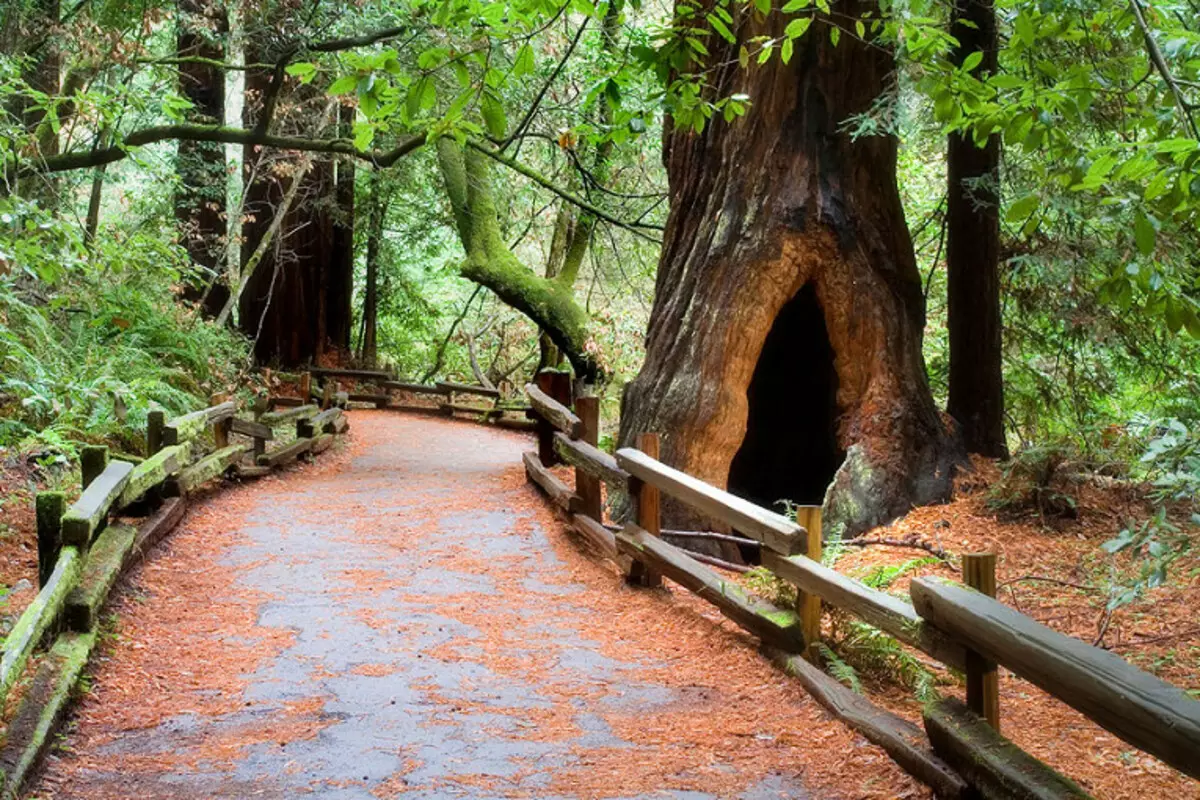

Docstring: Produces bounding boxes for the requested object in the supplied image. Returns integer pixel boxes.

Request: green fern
[818,643,864,694]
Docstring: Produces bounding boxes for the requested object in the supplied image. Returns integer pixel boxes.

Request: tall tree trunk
[175,0,228,317]
[946,0,1007,458]
[361,170,386,367]
[619,2,964,538]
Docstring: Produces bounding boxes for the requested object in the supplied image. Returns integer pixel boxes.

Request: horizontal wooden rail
[116,445,184,509]
[554,434,628,487]
[172,444,250,494]
[911,576,1200,778]
[383,380,449,395]
[230,417,272,440]
[523,452,580,512]
[924,697,1092,799]
[617,524,803,650]
[762,551,967,672]
[309,367,392,381]
[768,649,971,799]
[437,380,499,398]
[163,400,237,446]
[61,460,134,547]
[260,404,318,426]
[524,383,582,437]
[0,546,82,706]
[298,408,344,438]
[615,448,806,556]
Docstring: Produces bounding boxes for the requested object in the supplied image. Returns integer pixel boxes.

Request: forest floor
[817,458,1200,799]
[0,414,1195,798]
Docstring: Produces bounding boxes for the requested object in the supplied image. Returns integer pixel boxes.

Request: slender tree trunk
[361,170,386,367]
[946,0,1007,458]
[175,0,228,317]
[619,1,964,538]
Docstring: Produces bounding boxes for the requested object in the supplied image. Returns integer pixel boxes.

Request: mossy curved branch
[436,138,600,382]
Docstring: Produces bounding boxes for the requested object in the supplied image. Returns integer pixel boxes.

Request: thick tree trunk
[175,0,228,317]
[946,0,1007,458]
[619,2,963,538]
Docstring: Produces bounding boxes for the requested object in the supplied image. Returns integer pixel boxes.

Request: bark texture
[620,3,963,537]
[175,0,228,317]
[946,0,1007,458]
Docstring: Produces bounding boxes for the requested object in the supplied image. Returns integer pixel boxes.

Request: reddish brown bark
[619,3,963,537]
[946,0,1007,458]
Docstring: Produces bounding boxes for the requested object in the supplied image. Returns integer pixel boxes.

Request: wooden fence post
[795,505,823,661]
[211,393,231,448]
[626,432,663,588]
[534,369,571,466]
[300,371,312,402]
[147,410,164,456]
[963,552,1000,730]
[575,396,603,520]
[36,491,65,588]
[81,445,108,490]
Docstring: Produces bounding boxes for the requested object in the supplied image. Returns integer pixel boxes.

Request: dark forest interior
[727,283,844,514]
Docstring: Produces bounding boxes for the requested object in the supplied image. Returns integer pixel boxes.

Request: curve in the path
[30,412,921,799]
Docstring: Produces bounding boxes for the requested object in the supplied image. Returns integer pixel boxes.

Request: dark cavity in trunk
[727,283,844,514]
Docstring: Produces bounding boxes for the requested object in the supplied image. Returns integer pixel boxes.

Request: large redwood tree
[619,3,964,538]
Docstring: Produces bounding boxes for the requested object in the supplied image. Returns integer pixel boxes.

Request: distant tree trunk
[237,65,354,365]
[619,1,964,538]
[361,170,386,367]
[946,0,1007,458]
[175,0,228,317]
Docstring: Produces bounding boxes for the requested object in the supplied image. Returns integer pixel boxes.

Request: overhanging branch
[9,126,428,177]
[466,138,665,242]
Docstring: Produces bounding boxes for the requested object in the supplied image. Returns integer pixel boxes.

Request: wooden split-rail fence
[273,367,535,431]
[0,388,350,798]
[521,369,1200,800]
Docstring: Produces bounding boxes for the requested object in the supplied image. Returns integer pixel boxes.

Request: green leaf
[514,43,536,77]
[829,26,840,46]
[781,36,794,64]
[785,18,811,39]
[1134,212,1156,256]
[1006,194,1039,222]
[481,92,507,138]
[286,62,317,83]
[328,75,357,96]
[962,51,983,72]
[708,14,736,43]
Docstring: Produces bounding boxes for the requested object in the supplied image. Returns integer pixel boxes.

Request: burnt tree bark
[619,3,964,538]
[175,0,228,317]
[946,0,1007,458]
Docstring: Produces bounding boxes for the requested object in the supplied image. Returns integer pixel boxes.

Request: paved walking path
[30,413,919,799]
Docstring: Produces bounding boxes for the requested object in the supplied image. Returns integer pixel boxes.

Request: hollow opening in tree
[727,283,844,514]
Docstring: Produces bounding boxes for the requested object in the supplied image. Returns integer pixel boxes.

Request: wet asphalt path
[27,413,891,799]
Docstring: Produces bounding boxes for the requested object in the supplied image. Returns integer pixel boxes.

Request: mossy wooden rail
[0,388,350,799]
[518,370,1200,798]
[289,368,534,430]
